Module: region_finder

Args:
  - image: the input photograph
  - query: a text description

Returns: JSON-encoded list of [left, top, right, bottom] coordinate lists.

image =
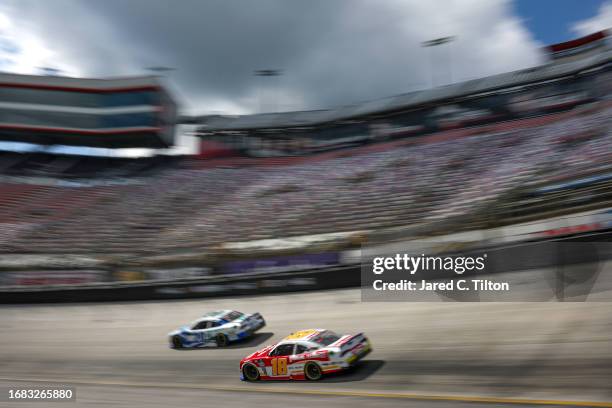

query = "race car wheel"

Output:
[[172, 336, 183, 349], [242, 363, 260, 381], [304, 362, 323, 381], [216, 333, 229, 347]]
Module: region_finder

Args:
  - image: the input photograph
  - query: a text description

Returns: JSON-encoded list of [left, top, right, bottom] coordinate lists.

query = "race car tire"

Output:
[[216, 333, 229, 347], [172, 336, 183, 349], [242, 363, 260, 381], [304, 362, 323, 381]]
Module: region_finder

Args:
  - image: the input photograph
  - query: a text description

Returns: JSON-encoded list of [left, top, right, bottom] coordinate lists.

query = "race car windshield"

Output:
[[220, 311, 243, 322], [311, 331, 341, 346]]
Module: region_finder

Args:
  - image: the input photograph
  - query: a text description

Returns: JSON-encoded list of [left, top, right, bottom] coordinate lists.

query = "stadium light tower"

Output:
[[421, 36, 455, 88], [38, 67, 62, 76], [146, 66, 176, 75], [254, 69, 283, 113]]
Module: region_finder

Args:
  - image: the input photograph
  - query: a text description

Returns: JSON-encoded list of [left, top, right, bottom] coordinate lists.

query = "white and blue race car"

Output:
[[169, 310, 266, 348]]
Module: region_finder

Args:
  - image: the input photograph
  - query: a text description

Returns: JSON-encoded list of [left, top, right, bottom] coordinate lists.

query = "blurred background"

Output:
[[0, 0, 611, 407]]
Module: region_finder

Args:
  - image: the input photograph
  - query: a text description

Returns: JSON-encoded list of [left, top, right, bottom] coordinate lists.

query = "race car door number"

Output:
[[271, 358, 288, 375]]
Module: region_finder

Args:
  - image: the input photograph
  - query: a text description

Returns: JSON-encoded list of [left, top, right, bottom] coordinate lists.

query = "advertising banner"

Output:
[[221, 252, 340, 275], [0, 270, 107, 287]]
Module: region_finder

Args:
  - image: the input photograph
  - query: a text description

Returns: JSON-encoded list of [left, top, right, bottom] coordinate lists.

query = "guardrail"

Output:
[[0, 265, 361, 304], [0, 230, 609, 304]]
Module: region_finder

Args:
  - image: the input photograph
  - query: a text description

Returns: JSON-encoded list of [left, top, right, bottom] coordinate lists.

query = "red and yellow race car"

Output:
[[239, 328, 371, 381]]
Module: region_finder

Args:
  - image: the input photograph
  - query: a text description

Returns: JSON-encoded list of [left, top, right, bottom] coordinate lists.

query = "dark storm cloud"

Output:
[[83, 0, 353, 111], [3, 0, 544, 114]]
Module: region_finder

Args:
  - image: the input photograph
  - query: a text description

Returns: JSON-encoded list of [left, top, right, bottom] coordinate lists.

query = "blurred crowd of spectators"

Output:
[[0, 105, 609, 254]]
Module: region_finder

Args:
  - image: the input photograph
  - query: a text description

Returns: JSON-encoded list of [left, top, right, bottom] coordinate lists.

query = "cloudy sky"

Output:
[[0, 0, 609, 156], [0, 0, 610, 118]]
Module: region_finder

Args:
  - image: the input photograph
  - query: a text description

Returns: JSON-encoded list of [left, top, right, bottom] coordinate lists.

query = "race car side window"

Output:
[[192, 321, 207, 330], [295, 344, 308, 355], [206, 321, 218, 329], [221, 311, 243, 322], [270, 344, 294, 356]]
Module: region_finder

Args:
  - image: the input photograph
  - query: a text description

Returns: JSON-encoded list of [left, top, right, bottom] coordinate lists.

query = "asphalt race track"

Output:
[[1, 267, 612, 407]]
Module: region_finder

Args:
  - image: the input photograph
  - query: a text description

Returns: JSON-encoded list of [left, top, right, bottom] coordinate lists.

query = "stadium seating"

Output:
[[0, 105, 610, 254]]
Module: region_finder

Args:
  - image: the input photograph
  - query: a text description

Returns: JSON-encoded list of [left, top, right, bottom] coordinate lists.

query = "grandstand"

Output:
[[0, 74, 177, 148], [194, 30, 611, 157], [0, 31, 610, 276]]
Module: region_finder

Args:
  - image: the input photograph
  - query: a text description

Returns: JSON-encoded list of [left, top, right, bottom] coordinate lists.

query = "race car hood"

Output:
[[168, 325, 190, 337]]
